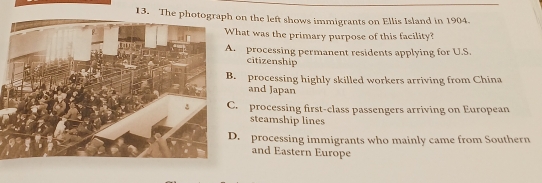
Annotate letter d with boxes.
[228,132,238,140]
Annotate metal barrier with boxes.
[4,59,72,102]
[80,64,179,96]
[2,52,205,111]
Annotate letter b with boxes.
[226,72,235,79]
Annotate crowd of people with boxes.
[0,79,161,159]
[0,46,207,159]
[0,133,59,158]
[0,78,206,159]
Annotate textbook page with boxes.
[1,0,542,183]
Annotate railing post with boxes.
[130,70,133,95]
[10,63,14,85]
[19,80,23,97]
[120,71,123,94]
[30,71,34,91]
[159,68,163,93]
[151,69,154,91]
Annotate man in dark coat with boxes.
[0,138,18,159]
[181,140,199,158]
[33,133,45,157]
[18,137,34,158]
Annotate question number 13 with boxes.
[136,7,148,14]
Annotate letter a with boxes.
[225,44,235,51]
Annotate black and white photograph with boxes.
[0,19,207,159]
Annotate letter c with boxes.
[227,101,237,109]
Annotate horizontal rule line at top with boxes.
[217,0,499,7]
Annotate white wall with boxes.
[184,27,205,43]
[73,28,92,61]
[168,25,179,41]
[9,26,105,60]
[102,26,119,55]
[156,25,168,46]
[144,25,157,48]
[8,24,205,61]
[167,26,205,43]
[8,29,51,60]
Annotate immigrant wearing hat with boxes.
[0,138,17,159]
[18,137,34,158]
[169,139,183,158]
[23,117,36,135]
[53,96,66,116]
[54,116,67,138]
[127,145,138,157]
[35,118,48,135]
[145,137,163,158]
[65,103,79,120]
[33,133,45,157]
[0,135,5,155]
[104,109,117,123]
[109,145,121,157]
[95,146,107,157]
[115,137,129,157]
[181,139,199,158]
[42,142,55,157]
